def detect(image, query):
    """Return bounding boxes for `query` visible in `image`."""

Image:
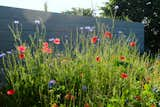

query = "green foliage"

[1,24,160,107]
[100,0,160,53]
[100,0,143,21]
[62,8,93,17]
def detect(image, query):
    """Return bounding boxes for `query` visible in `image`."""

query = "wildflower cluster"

[1,28,159,107]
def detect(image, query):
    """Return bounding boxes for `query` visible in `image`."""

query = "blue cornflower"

[114,5,119,10]
[152,87,159,93]
[89,28,93,32]
[6,51,12,54]
[14,20,19,24]
[48,79,56,89]
[82,85,87,91]
[125,98,129,105]
[84,26,91,30]
[80,27,84,30]
[0,53,6,58]
[48,38,54,42]
[34,20,40,24]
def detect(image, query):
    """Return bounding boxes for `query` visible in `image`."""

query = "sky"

[0,0,108,15]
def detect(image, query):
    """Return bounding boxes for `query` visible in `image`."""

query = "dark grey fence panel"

[0,6,144,52]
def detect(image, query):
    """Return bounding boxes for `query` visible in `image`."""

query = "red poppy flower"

[96,56,101,62]
[42,47,52,54]
[104,31,112,39]
[150,104,156,107]
[91,36,98,44]
[42,47,47,53]
[130,41,136,47]
[43,42,49,48]
[53,38,60,45]
[84,103,90,107]
[135,96,141,101]
[145,77,151,83]
[120,56,125,61]
[46,48,52,54]
[121,73,128,79]
[17,45,26,53]
[7,89,15,95]
[19,53,25,59]
[65,93,71,100]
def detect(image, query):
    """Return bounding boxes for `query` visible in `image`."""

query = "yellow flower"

[144,84,149,90]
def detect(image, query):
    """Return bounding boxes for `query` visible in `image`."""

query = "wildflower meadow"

[0,23,160,107]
